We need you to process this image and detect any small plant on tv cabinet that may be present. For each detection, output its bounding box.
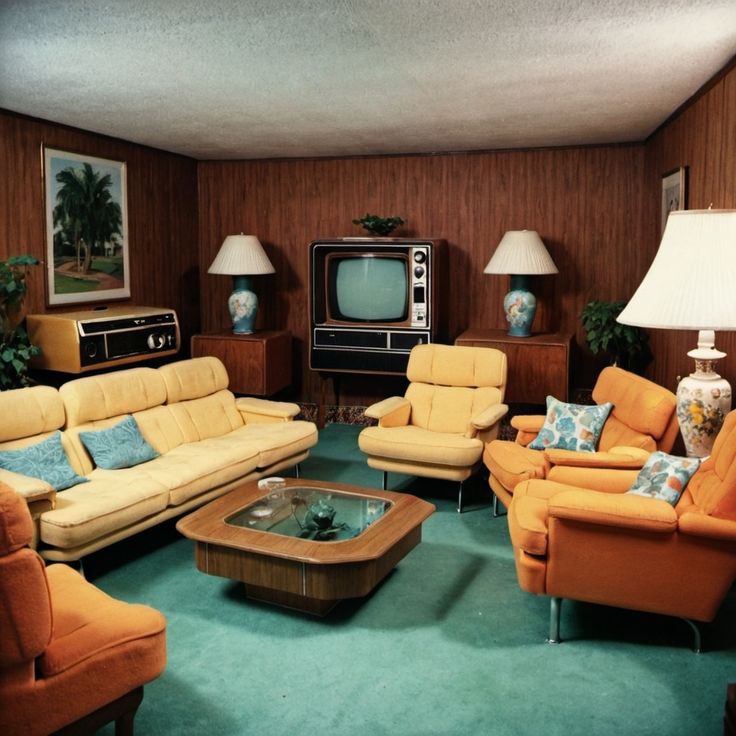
[0,255,41,389]
[352,214,405,237]
[581,299,651,375]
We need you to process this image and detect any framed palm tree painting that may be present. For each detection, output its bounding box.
[43,146,130,306]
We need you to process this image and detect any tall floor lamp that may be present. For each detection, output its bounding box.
[208,234,275,334]
[617,209,736,457]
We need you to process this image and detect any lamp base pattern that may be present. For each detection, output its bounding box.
[503,288,536,337]
[229,288,258,334]
[676,370,732,458]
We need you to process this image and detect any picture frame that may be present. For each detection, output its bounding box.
[43,146,130,306]
[661,166,687,234]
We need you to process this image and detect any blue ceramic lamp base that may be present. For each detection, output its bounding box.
[228,275,259,334]
[503,275,537,337]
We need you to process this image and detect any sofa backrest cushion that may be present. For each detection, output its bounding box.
[0,386,65,443]
[592,366,677,449]
[159,357,229,404]
[59,367,167,427]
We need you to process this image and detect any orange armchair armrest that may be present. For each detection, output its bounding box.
[548,489,678,533]
[510,415,544,446]
[543,446,651,469]
[678,511,736,542]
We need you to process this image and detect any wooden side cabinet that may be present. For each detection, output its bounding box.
[191,330,292,396]
[454,328,572,405]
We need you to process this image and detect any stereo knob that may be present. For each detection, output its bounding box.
[414,251,427,264]
[147,332,166,350]
[84,342,98,358]
[414,265,425,278]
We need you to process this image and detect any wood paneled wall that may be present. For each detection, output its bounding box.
[0,110,200,351]
[643,64,736,394]
[199,146,648,405]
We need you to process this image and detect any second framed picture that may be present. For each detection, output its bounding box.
[43,146,131,306]
[661,166,687,234]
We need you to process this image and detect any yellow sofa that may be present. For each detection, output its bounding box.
[483,366,679,512]
[507,409,736,650]
[0,356,318,561]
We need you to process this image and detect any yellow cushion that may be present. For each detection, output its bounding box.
[406,343,506,389]
[0,386,65,442]
[159,356,229,403]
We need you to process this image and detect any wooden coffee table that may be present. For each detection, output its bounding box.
[176,478,435,615]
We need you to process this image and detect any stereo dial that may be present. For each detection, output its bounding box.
[84,342,98,358]
[147,332,166,350]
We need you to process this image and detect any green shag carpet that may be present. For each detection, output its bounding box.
[86,424,736,735]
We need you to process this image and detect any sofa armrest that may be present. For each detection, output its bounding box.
[548,489,678,533]
[364,397,411,428]
[0,469,56,506]
[544,446,650,470]
[510,415,544,446]
[235,397,300,424]
[678,512,736,542]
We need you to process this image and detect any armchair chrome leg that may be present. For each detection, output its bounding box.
[294,463,301,479]
[492,494,507,518]
[457,480,464,513]
[680,618,702,654]
[382,471,388,490]
[547,597,563,644]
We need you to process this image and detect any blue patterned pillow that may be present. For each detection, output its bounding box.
[528,396,613,452]
[79,415,159,470]
[0,431,87,490]
[626,451,700,506]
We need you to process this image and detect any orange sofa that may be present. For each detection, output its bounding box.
[484,366,679,512]
[507,409,736,650]
[0,483,167,735]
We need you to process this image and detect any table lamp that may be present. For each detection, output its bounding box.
[208,234,275,334]
[483,230,558,336]
[617,209,736,457]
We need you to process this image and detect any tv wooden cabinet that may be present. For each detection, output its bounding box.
[454,329,571,405]
[191,330,291,396]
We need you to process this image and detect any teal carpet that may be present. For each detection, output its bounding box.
[88,424,736,735]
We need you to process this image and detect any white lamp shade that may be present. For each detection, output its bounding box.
[208,235,275,276]
[483,230,558,275]
[617,210,736,330]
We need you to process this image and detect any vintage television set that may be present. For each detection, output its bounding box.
[309,238,444,374]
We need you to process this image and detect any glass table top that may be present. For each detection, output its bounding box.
[226,483,392,542]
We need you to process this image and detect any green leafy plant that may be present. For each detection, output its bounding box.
[581,299,652,375]
[352,214,405,236]
[0,255,41,389]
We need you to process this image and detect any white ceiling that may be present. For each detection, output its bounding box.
[1,1,735,160]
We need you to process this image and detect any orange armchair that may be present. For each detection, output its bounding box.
[483,366,679,513]
[507,409,736,650]
[0,483,167,735]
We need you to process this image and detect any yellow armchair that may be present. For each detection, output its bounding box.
[483,366,679,513]
[359,343,508,511]
[507,409,736,650]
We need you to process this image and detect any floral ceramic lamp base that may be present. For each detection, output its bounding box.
[503,275,536,337]
[676,331,732,458]
[228,275,259,334]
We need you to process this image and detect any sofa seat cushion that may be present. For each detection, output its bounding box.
[483,440,550,492]
[359,425,482,467]
[39,472,170,549]
[138,435,261,506]
[235,421,318,469]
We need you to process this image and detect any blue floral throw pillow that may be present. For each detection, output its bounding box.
[528,396,613,452]
[79,415,159,470]
[626,451,700,506]
[0,431,88,491]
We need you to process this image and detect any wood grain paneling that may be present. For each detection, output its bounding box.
[0,109,200,358]
[198,145,647,405]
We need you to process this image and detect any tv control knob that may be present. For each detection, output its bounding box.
[414,265,425,278]
[147,332,166,350]
[414,251,427,263]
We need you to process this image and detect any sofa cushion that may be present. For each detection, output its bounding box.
[0,432,87,491]
[79,415,159,470]
[235,421,319,468]
[159,356,229,403]
[529,397,612,452]
[60,368,167,428]
[626,451,700,506]
[0,385,65,442]
[39,471,170,549]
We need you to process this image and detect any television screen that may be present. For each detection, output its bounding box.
[333,256,408,321]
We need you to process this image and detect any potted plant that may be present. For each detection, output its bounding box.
[581,299,652,375]
[352,214,405,237]
[0,254,41,389]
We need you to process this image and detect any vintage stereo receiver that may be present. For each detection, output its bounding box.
[27,306,180,373]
